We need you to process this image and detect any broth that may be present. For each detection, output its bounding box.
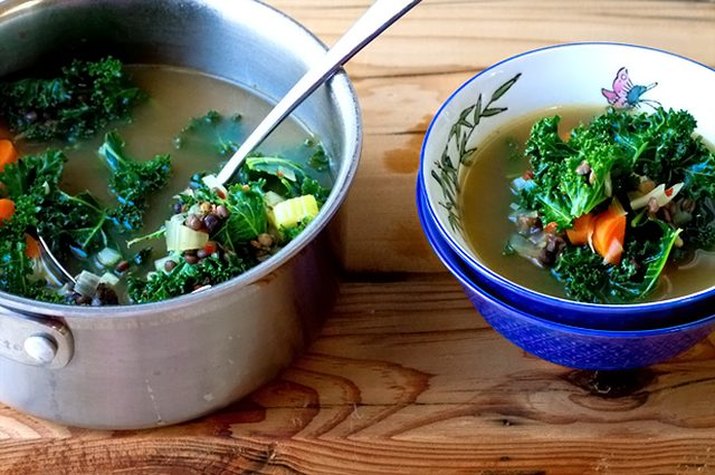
[460,106,715,302]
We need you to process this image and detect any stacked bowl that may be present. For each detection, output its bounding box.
[417,43,715,370]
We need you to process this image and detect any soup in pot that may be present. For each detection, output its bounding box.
[0,58,332,305]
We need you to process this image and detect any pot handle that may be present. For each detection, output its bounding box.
[0,307,73,369]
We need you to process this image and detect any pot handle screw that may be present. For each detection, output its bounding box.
[23,334,58,365]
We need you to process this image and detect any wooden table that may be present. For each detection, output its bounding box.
[3,1,715,473]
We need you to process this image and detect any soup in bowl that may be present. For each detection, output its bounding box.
[419,43,715,329]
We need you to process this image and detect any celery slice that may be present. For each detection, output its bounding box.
[270,195,319,230]
[165,216,209,251]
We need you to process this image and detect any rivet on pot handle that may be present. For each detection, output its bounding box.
[0,307,73,369]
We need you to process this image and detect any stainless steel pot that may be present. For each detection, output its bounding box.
[0,0,362,429]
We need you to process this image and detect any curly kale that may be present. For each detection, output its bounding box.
[0,151,70,302]
[521,108,715,230]
[127,253,248,304]
[522,115,621,228]
[681,197,715,251]
[0,57,145,142]
[512,107,715,303]
[551,246,607,302]
[0,241,63,303]
[552,221,680,303]
[0,149,65,197]
[98,131,172,231]
[44,191,114,256]
[307,146,330,172]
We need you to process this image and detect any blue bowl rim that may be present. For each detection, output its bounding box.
[416,176,715,337]
[418,41,715,312]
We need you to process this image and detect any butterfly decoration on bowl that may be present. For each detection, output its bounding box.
[601,67,660,109]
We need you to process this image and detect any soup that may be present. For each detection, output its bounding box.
[0,59,332,305]
[460,106,715,303]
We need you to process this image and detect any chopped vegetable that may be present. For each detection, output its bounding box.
[0,140,18,172]
[96,247,122,268]
[591,199,627,265]
[270,194,319,231]
[0,198,15,224]
[264,191,286,208]
[98,272,120,287]
[629,183,683,210]
[565,213,594,246]
[24,234,41,260]
[165,217,209,252]
[74,270,101,298]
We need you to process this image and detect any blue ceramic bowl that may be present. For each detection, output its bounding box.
[417,178,715,370]
[418,43,715,331]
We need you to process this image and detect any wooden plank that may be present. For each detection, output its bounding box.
[275,0,715,272]
[1,275,715,473]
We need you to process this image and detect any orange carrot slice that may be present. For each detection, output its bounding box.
[592,200,627,265]
[0,139,18,172]
[24,234,41,259]
[566,213,595,246]
[0,198,15,224]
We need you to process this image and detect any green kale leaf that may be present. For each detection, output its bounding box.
[307,146,330,172]
[48,191,113,256]
[300,176,331,207]
[127,253,248,304]
[98,131,172,231]
[0,241,63,303]
[219,181,268,246]
[681,196,715,251]
[522,115,620,228]
[0,149,66,197]
[0,57,145,142]
[551,220,681,303]
[551,246,608,302]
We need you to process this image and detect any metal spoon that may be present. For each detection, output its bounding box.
[214,0,422,185]
[24,228,76,286]
[37,234,76,286]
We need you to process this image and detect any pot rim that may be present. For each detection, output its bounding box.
[0,0,363,319]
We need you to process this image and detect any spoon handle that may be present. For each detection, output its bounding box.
[216,0,422,184]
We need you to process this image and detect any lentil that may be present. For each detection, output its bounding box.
[186,214,203,231]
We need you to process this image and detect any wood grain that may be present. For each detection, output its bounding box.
[270,0,715,272]
[2,275,715,474]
